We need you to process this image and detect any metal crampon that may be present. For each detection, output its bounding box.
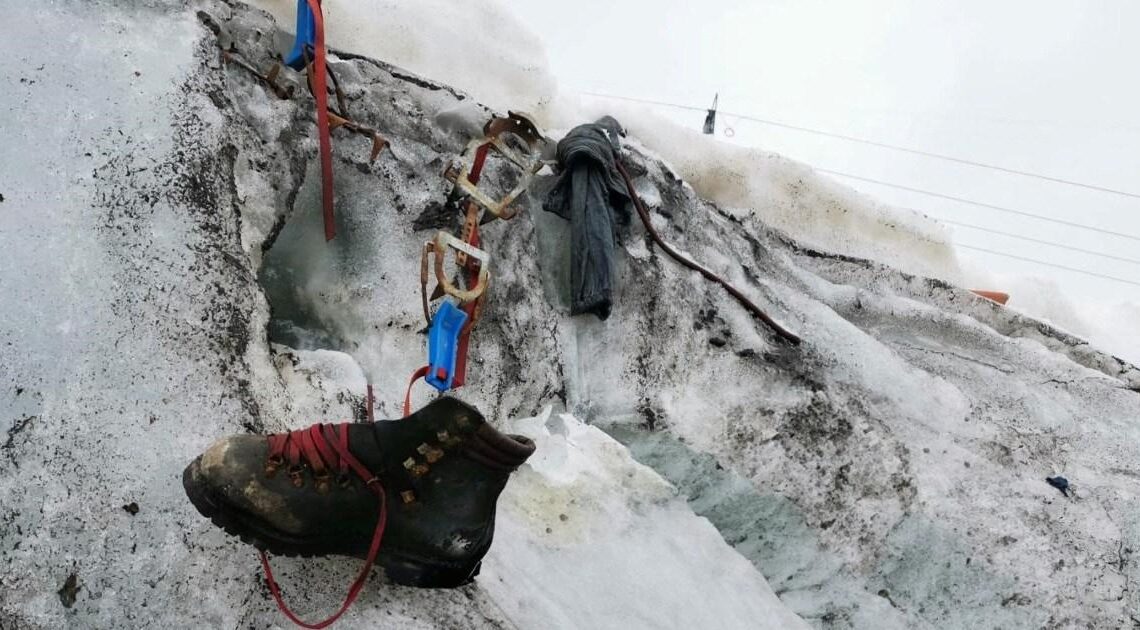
[411,112,548,398]
[443,111,548,224]
[419,232,491,324]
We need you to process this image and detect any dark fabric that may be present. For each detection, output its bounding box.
[543,119,630,320]
[1046,476,1070,497]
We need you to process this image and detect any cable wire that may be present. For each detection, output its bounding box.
[580,91,1140,199]
[942,219,1140,266]
[818,169,1140,244]
[957,244,1140,288]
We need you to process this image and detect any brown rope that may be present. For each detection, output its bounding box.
[613,156,802,346]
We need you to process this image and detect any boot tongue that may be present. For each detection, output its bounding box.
[348,423,391,470]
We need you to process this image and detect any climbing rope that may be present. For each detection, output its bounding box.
[613,154,802,345]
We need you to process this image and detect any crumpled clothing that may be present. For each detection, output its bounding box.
[543,117,630,320]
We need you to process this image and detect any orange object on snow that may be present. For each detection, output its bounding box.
[970,290,1010,305]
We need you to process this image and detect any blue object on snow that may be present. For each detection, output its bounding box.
[425,300,469,392]
[284,0,317,71]
[1046,476,1070,497]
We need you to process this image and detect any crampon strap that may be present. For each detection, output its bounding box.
[403,365,431,417]
[417,143,490,396]
[304,0,336,241]
[452,225,482,389]
[452,144,491,388]
[260,423,388,629]
[403,143,490,405]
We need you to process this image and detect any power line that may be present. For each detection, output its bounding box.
[581,91,1140,200]
[957,244,1140,288]
[943,219,1140,266]
[819,169,1140,244]
[805,169,1140,285]
[582,92,708,113]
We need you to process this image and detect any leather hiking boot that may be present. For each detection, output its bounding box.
[182,397,535,589]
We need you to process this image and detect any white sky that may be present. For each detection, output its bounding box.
[500,0,1140,304]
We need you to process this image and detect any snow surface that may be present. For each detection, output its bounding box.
[960,266,1140,369]
[486,408,809,630]
[3,1,1140,629]
[250,0,556,115]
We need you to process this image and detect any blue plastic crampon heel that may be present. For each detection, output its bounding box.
[426,301,469,392]
[284,0,317,71]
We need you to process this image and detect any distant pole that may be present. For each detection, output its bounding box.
[703,93,718,135]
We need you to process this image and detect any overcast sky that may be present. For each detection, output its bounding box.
[500,0,1140,304]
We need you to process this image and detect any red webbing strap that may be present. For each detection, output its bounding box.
[470,144,490,178]
[403,365,430,417]
[306,0,336,241]
[258,424,389,629]
[451,144,491,388]
[451,225,482,389]
[451,309,479,387]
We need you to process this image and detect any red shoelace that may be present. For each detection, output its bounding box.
[260,423,388,629]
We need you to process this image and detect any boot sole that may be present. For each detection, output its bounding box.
[182,458,480,588]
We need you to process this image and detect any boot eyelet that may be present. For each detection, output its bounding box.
[287,464,306,488]
[264,455,285,478]
[314,473,332,493]
[336,472,352,489]
[424,446,444,464]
